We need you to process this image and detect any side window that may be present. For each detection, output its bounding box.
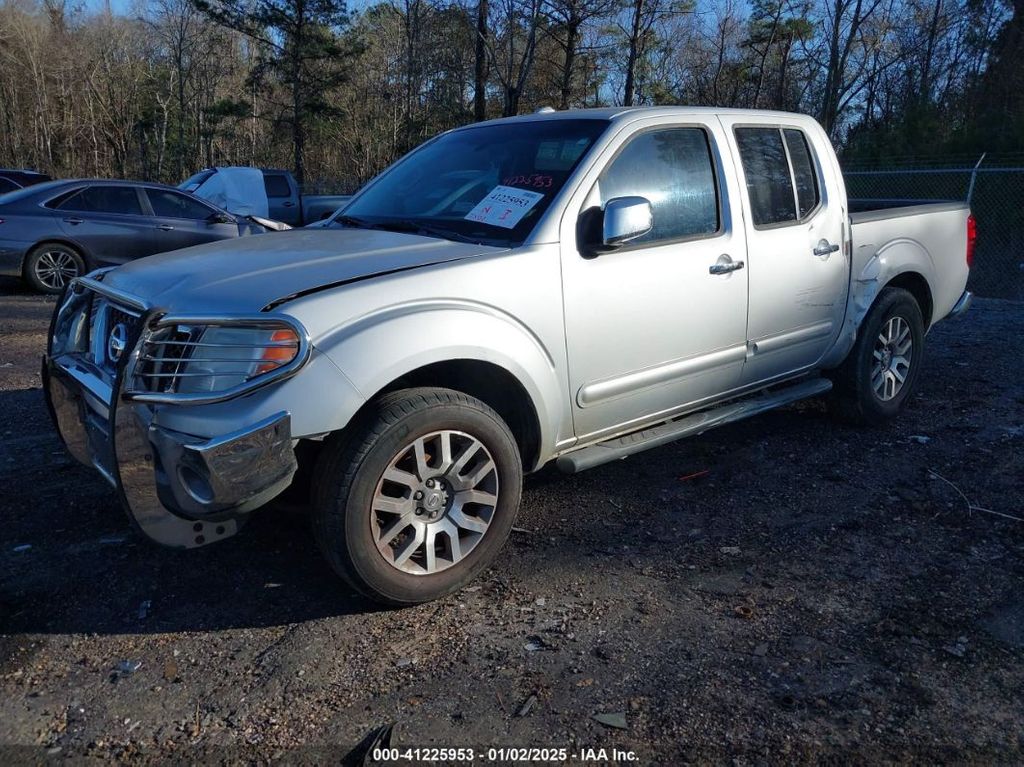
[59,186,143,215]
[264,174,292,198]
[735,126,821,226]
[44,189,80,209]
[148,189,215,220]
[783,129,820,218]
[597,128,719,245]
[734,127,796,225]
[0,177,18,194]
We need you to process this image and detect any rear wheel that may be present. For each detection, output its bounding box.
[24,243,85,294]
[830,287,925,424]
[312,387,523,605]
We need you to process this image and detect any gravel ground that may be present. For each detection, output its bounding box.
[1,275,1022,763]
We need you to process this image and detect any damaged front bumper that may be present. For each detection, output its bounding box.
[43,277,300,548]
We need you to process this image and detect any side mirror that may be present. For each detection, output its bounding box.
[601,196,653,249]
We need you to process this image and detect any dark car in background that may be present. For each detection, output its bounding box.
[0,179,262,293]
[0,169,52,194]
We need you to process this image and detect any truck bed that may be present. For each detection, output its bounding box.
[848,199,971,325]
[848,198,967,222]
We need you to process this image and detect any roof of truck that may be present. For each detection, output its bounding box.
[468,106,817,128]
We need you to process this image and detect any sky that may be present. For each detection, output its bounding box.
[82,0,132,13]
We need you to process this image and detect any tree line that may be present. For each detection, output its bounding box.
[0,0,1020,191]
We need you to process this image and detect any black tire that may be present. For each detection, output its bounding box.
[311,387,523,605]
[23,243,85,294]
[829,287,925,424]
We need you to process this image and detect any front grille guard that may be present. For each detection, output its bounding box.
[45,275,308,549]
[54,276,311,407]
[125,314,310,405]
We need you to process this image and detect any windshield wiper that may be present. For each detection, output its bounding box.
[334,214,372,229]
[367,218,477,243]
[334,214,476,243]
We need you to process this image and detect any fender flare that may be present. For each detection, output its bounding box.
[823,237,935,368]
[314,299,569,465]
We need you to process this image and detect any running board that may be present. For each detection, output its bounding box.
[555,377,832,474]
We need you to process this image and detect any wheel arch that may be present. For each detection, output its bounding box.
[824,237,937,369]
[882,270,933,329]
[358,359,543,471]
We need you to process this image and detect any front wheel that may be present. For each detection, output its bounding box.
[312,387,523,605]
[829,286,925,424]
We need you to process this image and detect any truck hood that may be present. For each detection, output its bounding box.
[100,228,505,314]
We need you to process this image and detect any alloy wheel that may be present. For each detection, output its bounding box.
[370,430,499,575]
[34,250,79,290]
[871,315,913,401]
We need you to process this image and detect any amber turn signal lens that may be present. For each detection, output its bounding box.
[255,328,299,375]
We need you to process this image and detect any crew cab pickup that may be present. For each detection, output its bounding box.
[45,107,973,604]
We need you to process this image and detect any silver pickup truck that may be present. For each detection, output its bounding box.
[44,107,973,604]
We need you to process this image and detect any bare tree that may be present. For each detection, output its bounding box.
[544,0,615,109]
[485,0,544,115]
[619,0,691,105]
[809,0,897,137]
[474,0,489,119]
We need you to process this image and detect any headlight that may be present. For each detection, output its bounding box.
[175,325,301,394]
[130,316,308,403]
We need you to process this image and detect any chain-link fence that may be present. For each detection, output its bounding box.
[842,155,1024,301]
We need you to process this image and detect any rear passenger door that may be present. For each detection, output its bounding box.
[54,185,158,265]
[263,172,300,225]
[718,117,849,385]
[143,188,239,254]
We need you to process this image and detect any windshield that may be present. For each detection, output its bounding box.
[335,119,608,246]
[179,169,215,192]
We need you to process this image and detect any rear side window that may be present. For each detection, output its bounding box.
[784,129,819,218]
[264,174,291,198]
[735,126,820,226]
[0,177,18,194]
[597,127,719,245]
[58,186,144,215]
[147,189,214,220]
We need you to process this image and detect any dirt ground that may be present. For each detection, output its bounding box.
[0,275,1022,764]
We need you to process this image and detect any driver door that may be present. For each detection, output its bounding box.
[559,121,750,441]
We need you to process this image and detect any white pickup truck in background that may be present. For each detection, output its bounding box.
[180,166,351,227]
[46,107,973,604]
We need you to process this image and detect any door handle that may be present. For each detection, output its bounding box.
[282,201,295,208]
[63,217,84,225]
[709,260,745,275]
[813,240,840,257]
[155,224,175,231]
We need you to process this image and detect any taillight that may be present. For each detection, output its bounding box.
[966,214,976,269]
